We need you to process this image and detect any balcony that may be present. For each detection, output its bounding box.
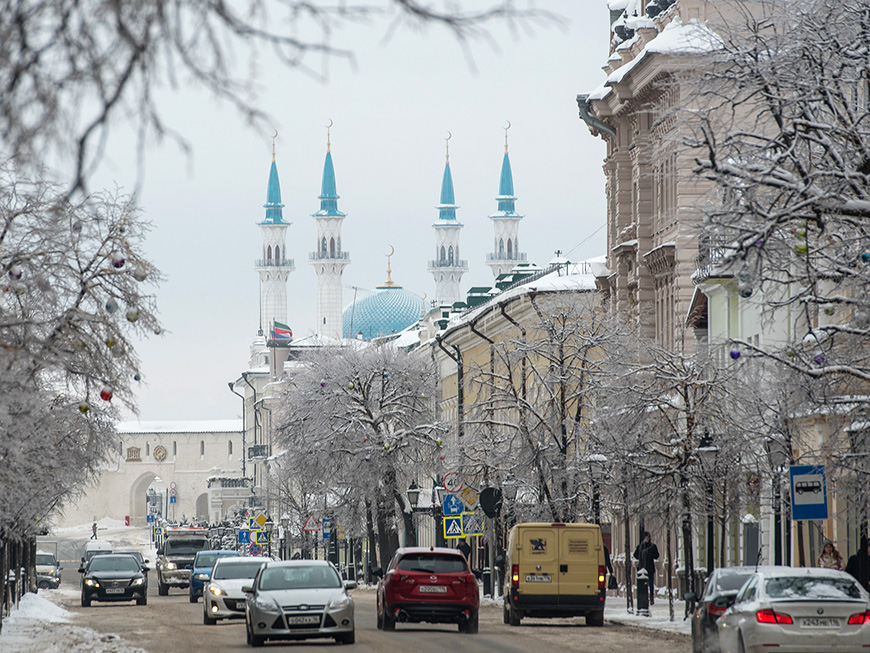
[309,251,351,261]
[247,444,271,460]
[427,259,468,270]
[255,258,294,268]
[485,252,527,262]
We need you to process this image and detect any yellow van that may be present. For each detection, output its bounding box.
[502,522,605,626]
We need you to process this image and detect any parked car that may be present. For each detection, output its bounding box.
[189,550,240,602]
[243,559,355,645]
[79,553,149,607]
[691,567,767,653]
[203,556,269,625]
[35,551,62,590]
[375,546,480,634]
[717,566,870,653]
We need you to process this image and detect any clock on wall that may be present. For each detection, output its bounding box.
[153,445,167,462]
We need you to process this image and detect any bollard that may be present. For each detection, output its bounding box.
[636,567,650,616]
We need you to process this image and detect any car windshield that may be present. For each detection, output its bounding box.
[36,555,55,566]
[89,556,140,572]
[165,539,208,555]
[116,552,143,564]
[195,554,228,568]
[396,553,467,574]
[765,576,862,600]
[713,572,754,593]
[258,566,341,590]
[213,561,264,580]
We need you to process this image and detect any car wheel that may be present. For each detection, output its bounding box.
[203,610,217,625]
[81,594,90,608]
[189,592,197,603]
[158,581,168,596]
[335,629,355,644]
[508,604,522,626]
[38,581,50,590]
[503,601,510,625]
[382,606,396,631]
[246,616,265,647]
[461,611,479,634]
[376,600,384,629]
[737,632,746,653]
[586,610,604,627]
[137,596,147,606]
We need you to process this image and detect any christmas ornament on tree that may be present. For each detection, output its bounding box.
[105,298,118,313]
[134,373,141,381]
[111,252,125,268]
[100,386,113,401]
[730,349,741,360]
[132,267,148,282]
[79,403,90,413]
[8,264,22,279]
[126,310,139,323]
[105,338,116,348]
[862,252,870,263]
[814,353,826,365]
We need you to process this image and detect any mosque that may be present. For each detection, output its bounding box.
[254,124,527,346]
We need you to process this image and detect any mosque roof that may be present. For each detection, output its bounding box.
[342,285,425,341]
[312,150,345,217]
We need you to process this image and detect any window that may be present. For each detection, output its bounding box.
[397,553,468,573]
[330,237,335,257]
[321,237,327,255]
[507,239,513,257]
[146,443,150,456]
[275,245,280,261]
[173,441,177,456]
[499,238,504,257]
[267,245,272,261]
[228,441,233,456]
[200,440,205,456]
[448,245,454,265]
[440,245,446,264]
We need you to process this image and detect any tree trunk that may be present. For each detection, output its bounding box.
[365,500,377,575]
[681,475,696,598]
[623,492,634,612]
[666,505,674,621]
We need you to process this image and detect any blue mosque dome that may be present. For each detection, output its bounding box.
[342,254,424,340]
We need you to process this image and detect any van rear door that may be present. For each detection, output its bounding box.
[518,525,560,599]
[558,526,600,603]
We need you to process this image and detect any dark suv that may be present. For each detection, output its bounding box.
[375,547,479,634]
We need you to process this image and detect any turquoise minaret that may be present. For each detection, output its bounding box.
[487,122,526,279]
[310,120,350,340]
[428,132,468,306]
[256,134,294,336]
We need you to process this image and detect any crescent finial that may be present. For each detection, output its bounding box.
[326,119,333,152]
[505,120,511,131]
[326,119,333,129]
[444,131,452,164]
[388,244,395,257]
[271,130,278,161]
[504,121,511,154]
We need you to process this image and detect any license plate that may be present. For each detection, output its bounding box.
[525,574,552,583]
[287,615,320,625]
[418,585,448,593]
[801,617,840,628]
[105,588,125,594]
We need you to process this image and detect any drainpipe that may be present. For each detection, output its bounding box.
[499,303,527,404]
[228,380,246,476]
[435,335,463,441]
[242,372,259,489]
[576,94,616,139]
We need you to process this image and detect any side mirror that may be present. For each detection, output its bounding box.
[77,567,85,574]
[344,580,357,590]
[241,585,253,594]
[142,566,151,573]
[58,566,63,571]
[684,591,697,603]
[144,559,150,564]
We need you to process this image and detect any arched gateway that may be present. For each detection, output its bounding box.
[57,420,248,528]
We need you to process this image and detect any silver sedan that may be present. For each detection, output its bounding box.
[243,560,355,646]
[717,566,870,653]
[203,556,269,625]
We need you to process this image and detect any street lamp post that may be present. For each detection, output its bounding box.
[588,455,606,526]
[280,514,289,560]
[406,482,420,547]
[264,519,274,558]
[697,441,719,576]
[767,443,787,566]
[433,484,446,548]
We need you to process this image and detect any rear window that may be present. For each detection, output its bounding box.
[36,554,56,566]
[765,576,862,600]
[195,554,224,568]
[213,561,264,580]
[397,553,467,574]
[712,572,754,593]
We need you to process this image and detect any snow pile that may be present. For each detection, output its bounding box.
[4,592,70,624]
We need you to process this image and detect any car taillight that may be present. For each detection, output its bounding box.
[598,565,606,589]
[848,611,870,625]
[756,608,792,624]
[466,573,477,585]
[707,602,728,617]
[511,564,519,588]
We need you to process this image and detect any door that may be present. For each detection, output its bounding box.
[558,527,600,601]
[518,526,559,599]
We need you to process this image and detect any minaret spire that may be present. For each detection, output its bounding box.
[310,120,350,340]
[487,121,526,279]
[428,132,468,306]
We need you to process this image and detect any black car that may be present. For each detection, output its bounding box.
[115,550,150,591]
[690,566,763,653]
[79,553,149,607]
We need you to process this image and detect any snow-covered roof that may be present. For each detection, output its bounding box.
[116,420,242,434]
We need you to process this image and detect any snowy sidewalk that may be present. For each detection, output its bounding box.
[605,594,692,636]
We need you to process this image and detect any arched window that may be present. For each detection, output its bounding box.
[499,238,505,257]
[440,246,446,264]
[146,442,150,456]
[321,237,327,256]
[507,239,513,257]
[275,245,280,262]
[228,441,233,456]
[337,237,341,253]
[173,441,177,456]
[267,245,272,261]
[448,246,454,265]
[330,237,335,257]
[200,440,205,457]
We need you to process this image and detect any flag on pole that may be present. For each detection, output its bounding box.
[271,321,293,339]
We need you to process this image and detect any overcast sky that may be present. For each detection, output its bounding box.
[108,1,610,422]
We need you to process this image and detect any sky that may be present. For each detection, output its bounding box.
[100,1,610,422]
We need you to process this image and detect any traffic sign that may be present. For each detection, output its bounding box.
[322,517,332,540]
[169,481,177,489]
[249,543,262,556]
[444,515,463,539]
[302,515,320,532]
[443,493,464,516]
[169,495,176,504]
[238,529,251,544]
[790,465,828,520]
[442,472,463,494]
[249,512,267,530]
[462,512,484,537]
[253,530,269,544]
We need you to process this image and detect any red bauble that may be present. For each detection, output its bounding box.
[100,387,113,401]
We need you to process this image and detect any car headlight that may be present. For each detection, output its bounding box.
[327,594,352,610]
[84,579,100,587]
[131,577,145,586]
[164,562,177,570]
[254,596,280,613]
[194,573,210,580]
[208,584,224,596]
[47,569,56,576]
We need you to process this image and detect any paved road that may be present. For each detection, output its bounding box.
[49,569,689,652]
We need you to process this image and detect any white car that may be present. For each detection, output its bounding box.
[203,556,269,624]
[717,566,870,653]
[243,560,355,646]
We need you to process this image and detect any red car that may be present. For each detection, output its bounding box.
[375,546,479,634]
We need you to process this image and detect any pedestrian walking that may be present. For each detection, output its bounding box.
[817,541,845,570]
[846,544,870,591]
[633,531,659,605]
[90,521,98,540]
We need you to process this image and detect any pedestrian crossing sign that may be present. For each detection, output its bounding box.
[444,515,463,539]
[462,512,484,537]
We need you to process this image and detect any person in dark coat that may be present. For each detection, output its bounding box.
[633,531,659,604]
[846,544,870,591]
